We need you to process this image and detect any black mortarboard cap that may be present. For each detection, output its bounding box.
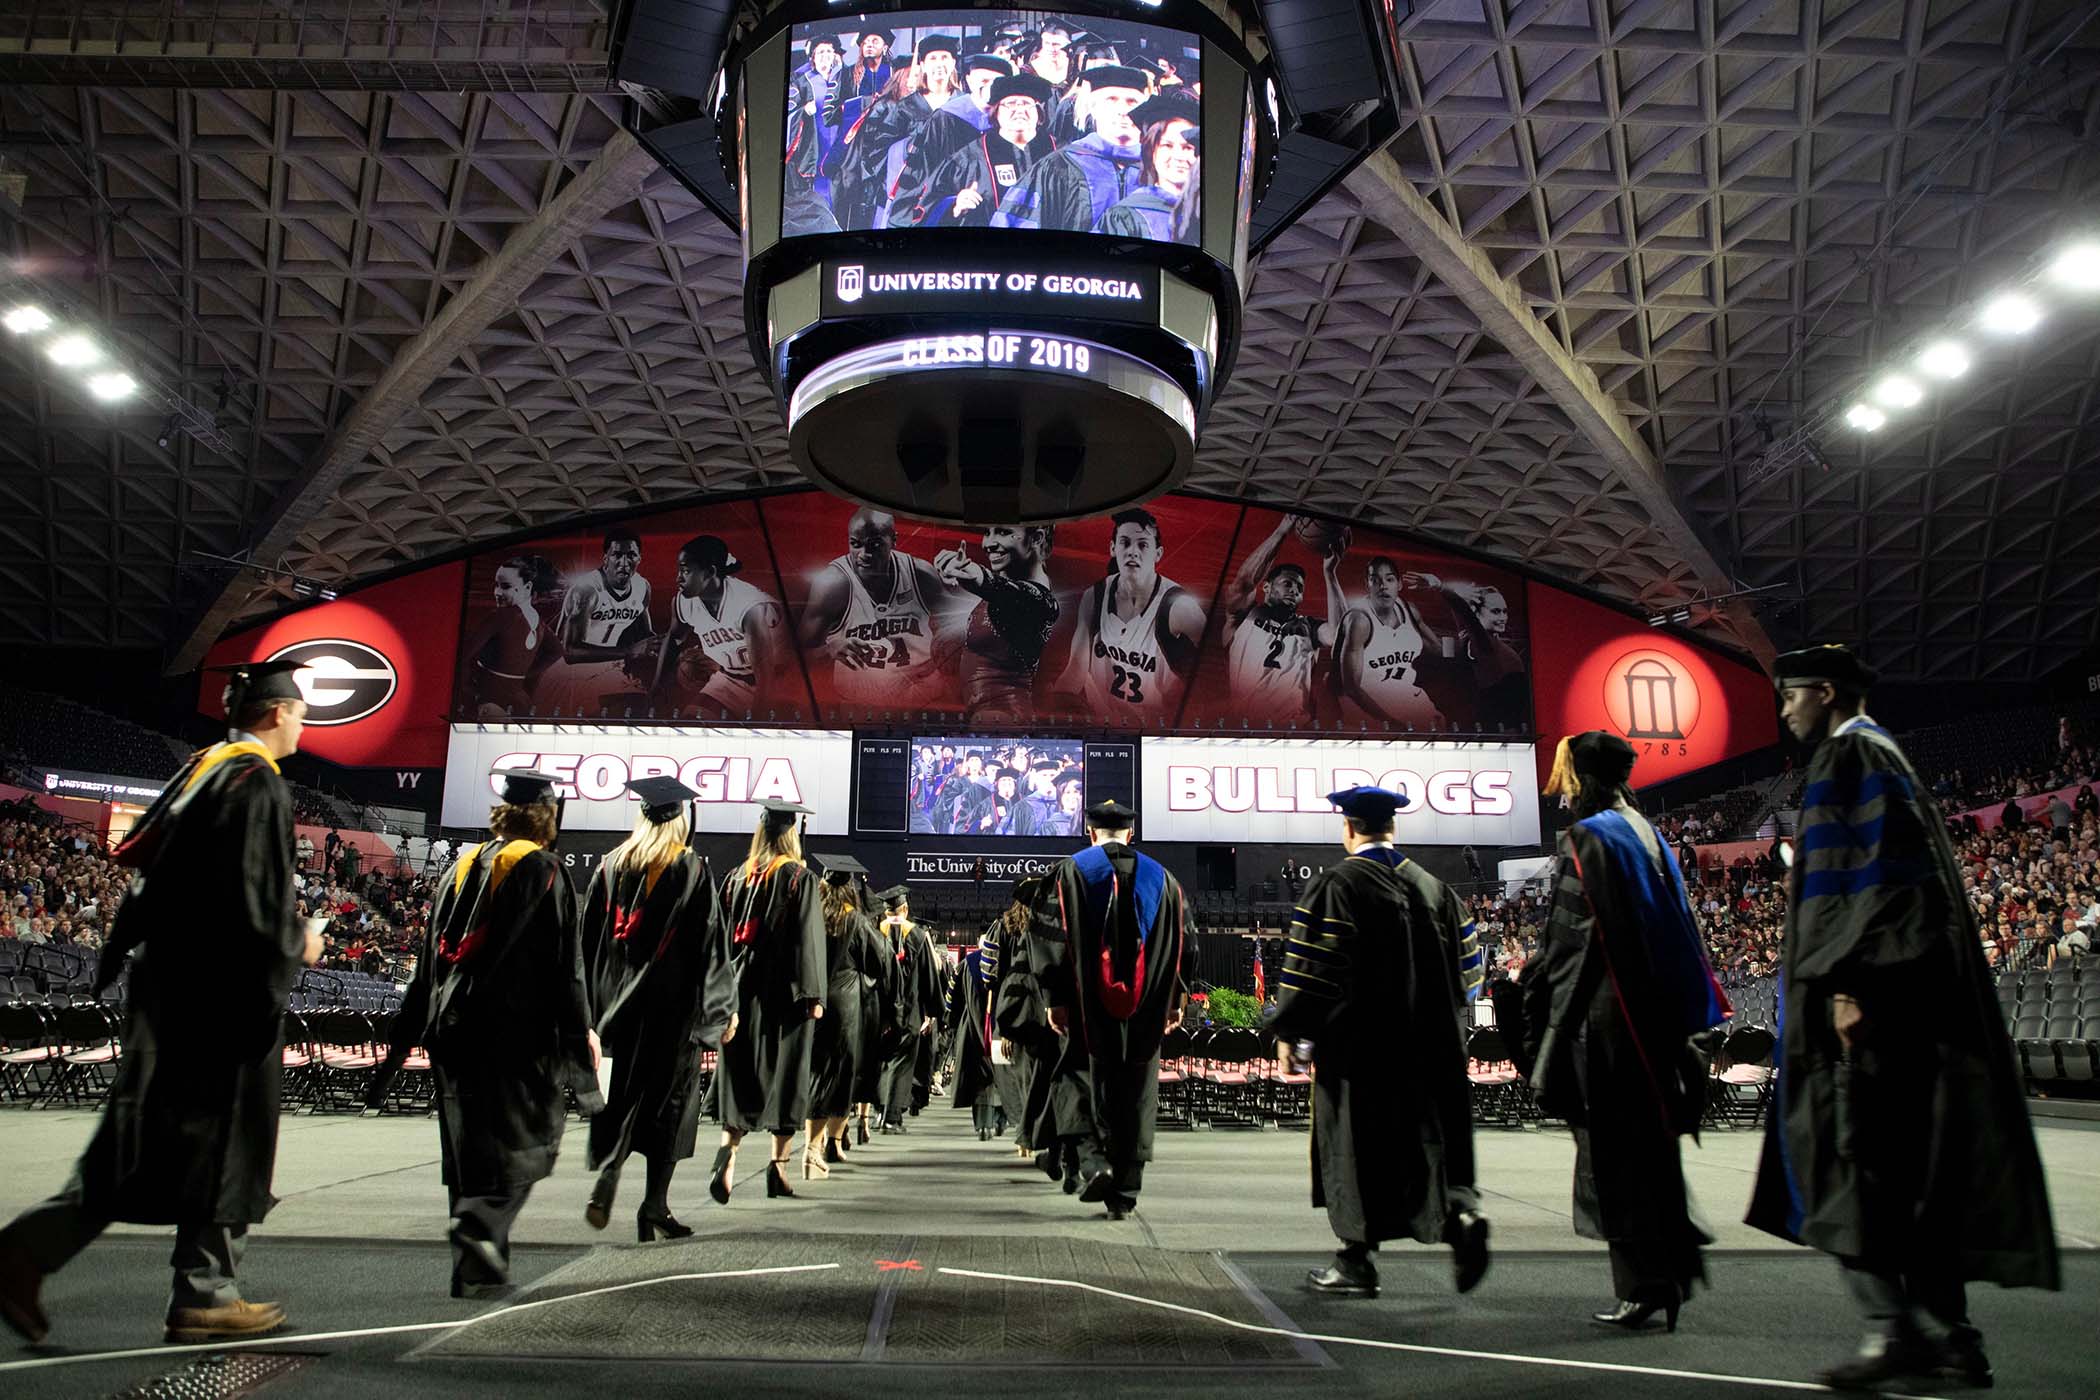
[915,33,960,61]
[1085,798,1138,829]
[1567,732,1638,786]
[758,798,812,833]
[1130,91,1201,130]
[1079,64,1149,94]
[1773,644,1878,692]
[495,765,565,806]
[1326,785,1409,823]
[210,658,308,711]
[1011,875,1045,905]
[625,774,698,822]
[812,852,869,878]
[877,884,910,910]
[991,73,1055,107]
[965,53,1015,77]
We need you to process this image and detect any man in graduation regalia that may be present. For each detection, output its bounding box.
[1747,646,2058,1390]
[1518,733,1730,1330]
[885,52,1013,228]
[579,777,734,1242]
[374,766,600,1297]
[1266,786,1490,1299]
[1031,799,1187,1219]
[945,923,1004,1139]
[0,661,322,1346]
[875,885,942,1132]
[710,800,827,1200]
[994,65,1150,232]
[1098,91,1199,242]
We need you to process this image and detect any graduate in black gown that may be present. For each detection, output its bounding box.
[876,885,942,1131]
[885,52,1011,227]
[1519,734,1730,1330]
[994,65,1149,232]
[848,866,897,1146]
[1097,92,1199,242]
[377,766,600,1297]
[1266,785,1490,1299]
[1747,647,2058,1390]
[0,660,322,1347]
[983,879,1042,1154]
[995,878,1085,1183]
[946,927,1004,1139]
[898,72,1049,228]
[1031,799,1188,1219]
[805,853,882,1175]
[581,777,734,1242]
[710,800,827,1201]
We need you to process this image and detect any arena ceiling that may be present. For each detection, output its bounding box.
[1,0,2097,685]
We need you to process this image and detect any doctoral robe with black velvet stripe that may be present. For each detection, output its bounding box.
[1267,850,1476,1246]
[582,850,734,1168]
[1745,718,2058,1290]
[392,838,599,1194]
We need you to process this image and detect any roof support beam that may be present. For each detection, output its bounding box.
[168,128,657,674]
[1343,151,1777,667]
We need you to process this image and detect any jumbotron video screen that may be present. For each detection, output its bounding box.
[908,736,1086,836]
[783,10,1204,243]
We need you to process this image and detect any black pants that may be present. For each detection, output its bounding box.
[1841,1257,1973,1343]
[447,1186,528,1289]
[0,1172,245,1314]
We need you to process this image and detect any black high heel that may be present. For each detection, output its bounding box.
[767,1159,798,1198]
[708,1146,734,1205]
[637,1207,694,1243]
[823,1137,844,1164]
[1592,1294,1682,1332]
[855,1119,870,1146]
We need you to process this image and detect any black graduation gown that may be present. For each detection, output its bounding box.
[833,91,932,229]
[993,921,1073,1151]
[913,950,955,1111]
[393,839,600,1195]
[1519,813,1725,1287]
[907,132,1044,227]
[946,940,999,1109]
[810,909,881,1118]
[1267,851,1476,1246]
[713,857,827,1134]
[81,742,303,1224]
[981,923,1026,1124]
[581,851,734,1168]
[1031,843,1187,1167]
[993,133,1141,232]
[853,917,894,1104]
[877,920,944,1115]
[1746,721,2059,1289]
[885,95,990,227]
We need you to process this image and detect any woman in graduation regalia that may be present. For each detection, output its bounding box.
[581,777,734,1242]
[710,800,828,1200]
[876,886,942,1131]
[1518,733,1730,1331]
[377,766,600,1298]
[983,878,1041,1153]
[804,854,883,1174]
[1097,95,1199,242]
[849,868,897,1145]
[946,928,1004,1139]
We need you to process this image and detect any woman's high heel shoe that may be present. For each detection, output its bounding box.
[855,1119,870,1146]
[823,1136,845,1164]
[802,1146,830,1180]
[708,1146,735,1205]
[767,1159,798,1198]
[1592,1294,1682,1333]
[637,1207,695,1243]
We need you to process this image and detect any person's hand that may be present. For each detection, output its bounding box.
[720,1013,739,1046]
[809,1000,825,1020]
[1276,1038,1295,1075]
[1047,1006,1070,1035]
[919,1015,935,1035]
[1165,1008,1183,1033]
[1833,994,1865,1051]
[587,1028,602,1071]
[1399,571,1440,591]
[954,182,983,215]
[302,928,324,966]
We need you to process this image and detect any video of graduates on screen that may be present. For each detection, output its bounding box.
[784,11,1204,243]
[908,736,1086,837]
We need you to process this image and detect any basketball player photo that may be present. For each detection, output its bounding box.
[1048,507,1207,722]
[795,506,948,710]
[1335,556,1452,729]
[645,534,793,716]
[535,528,656,716]
[1217,513,1346,725]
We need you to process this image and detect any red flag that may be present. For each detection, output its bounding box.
[1252,946,1265,1004]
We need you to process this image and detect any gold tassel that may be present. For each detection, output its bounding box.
[1542,736,1578,800]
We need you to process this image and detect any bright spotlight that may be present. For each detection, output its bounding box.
[2048,241,2100,291]
[1873,375,1922,409]
[86,371,137,401]
[3,306,52,335]
[1979,292,2041,335]
[1916,340,1970,379]
[1845,404,1887,431]
[45,333,100,367]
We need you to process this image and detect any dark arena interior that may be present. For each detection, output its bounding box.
[1,1,2098,1397]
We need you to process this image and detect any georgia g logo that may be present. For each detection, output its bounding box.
[265,639,398,726]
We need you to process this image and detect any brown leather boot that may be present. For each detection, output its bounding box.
[0,1242,49,1344]
[164,1299,287,1345]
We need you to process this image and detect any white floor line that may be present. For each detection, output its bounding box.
[0,1262,840,1376]
[934,1266,1951,1399]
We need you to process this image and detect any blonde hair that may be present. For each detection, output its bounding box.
[744,814,802,877]
[604,809,691,879]
[489,802,557,847]
[1541,736,1578,803]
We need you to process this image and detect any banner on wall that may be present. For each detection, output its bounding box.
[439,725,853,834]
[1140,737,1541,846]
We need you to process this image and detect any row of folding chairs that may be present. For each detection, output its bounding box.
[0,997,123,1107]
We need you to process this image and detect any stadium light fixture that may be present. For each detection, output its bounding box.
[1845,404,1887,431]
[3,305,52,335]
[44,333,100,367]
[85,371,136,401]
[1872,375,1922,409]
[2048,241,2100,291]
[1916,341,1970,379]
[1979,292,2041,335]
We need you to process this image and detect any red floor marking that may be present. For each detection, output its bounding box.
[875,1260,923,1272]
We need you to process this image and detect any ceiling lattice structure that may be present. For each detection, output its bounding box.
[1,0,2097,683]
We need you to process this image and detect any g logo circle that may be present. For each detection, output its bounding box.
[266,639,398,726]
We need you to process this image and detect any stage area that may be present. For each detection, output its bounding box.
[2,1110,2095,1398]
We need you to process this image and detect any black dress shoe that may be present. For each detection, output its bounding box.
[637,1208,694,1243]
[766,1161,798,1198]
[1061,1173,1080,1195]
[708,1146,734,1205]
[1076,1172,1113,1204]
[584,1170,618,1231]
[1819,1333,1940,1391]
[1033,1150,1062,1183]
[450,1279,515,1301]
[1305,1263,1378,1298]
[1938,1330,1994,1389]
[1592,1295,1680,1333]
[1103,1194,1137,1221]
[856,1120,870,1145]
[1445,1210,1491,1295]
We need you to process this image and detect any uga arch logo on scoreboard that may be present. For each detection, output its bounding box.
[265,638,398,726]
[1602,648,1703,747]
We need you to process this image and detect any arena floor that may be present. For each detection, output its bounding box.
[2,1108,2094,1398]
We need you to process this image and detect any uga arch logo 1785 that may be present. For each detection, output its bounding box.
[1601,648,1702,749]
[265,639,398,726]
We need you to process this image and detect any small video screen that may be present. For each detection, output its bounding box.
[907,735,1085,835]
